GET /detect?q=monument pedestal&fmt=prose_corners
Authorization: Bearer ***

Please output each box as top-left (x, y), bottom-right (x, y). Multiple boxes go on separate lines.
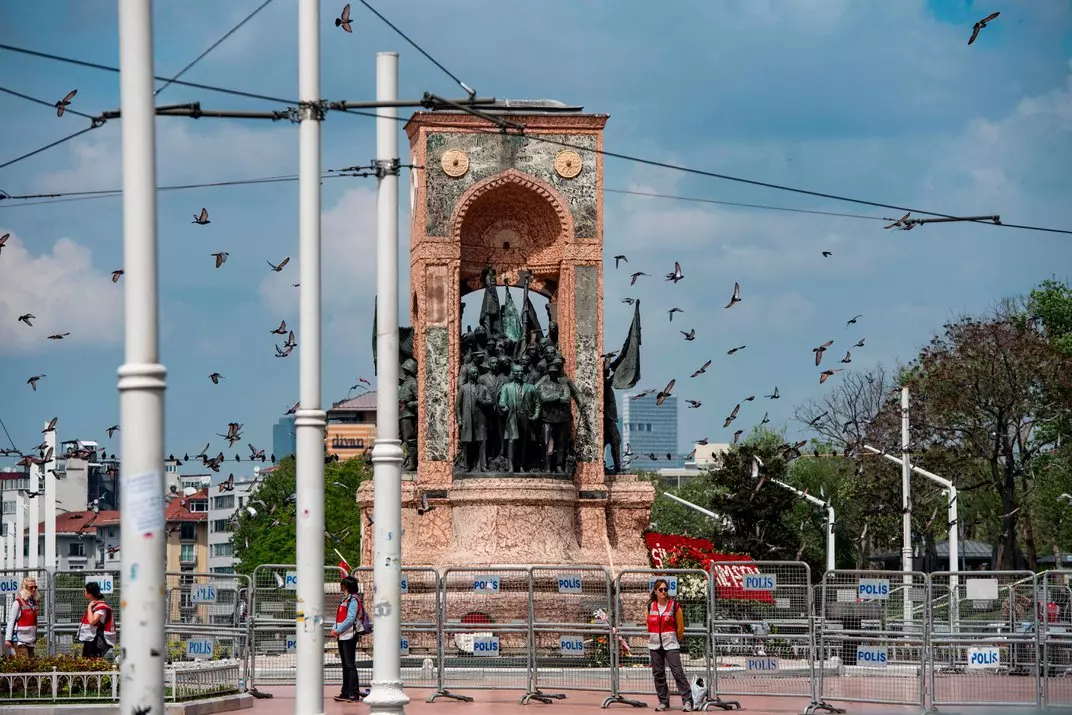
top-left (357, 473), bottom-right (653, 572)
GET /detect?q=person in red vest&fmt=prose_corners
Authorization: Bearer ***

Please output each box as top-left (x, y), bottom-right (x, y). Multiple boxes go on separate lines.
top-left (77, 582), bottom-right (116, 658)
top-left (329, 575), bottom-right (367, 702)
top-left (4, 577), bottom-right (39, 658)
top-left (647, 578), bottom-right (693, 712)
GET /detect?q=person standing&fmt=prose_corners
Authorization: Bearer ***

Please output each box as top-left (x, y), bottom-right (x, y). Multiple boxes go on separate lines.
top-left (647, 578), bottom-right (693, 712)
top-left (4, 577), bottom-right (39, 659)
top-left (77, 582), bottom-right (116, 658)
top-left (329, 576), bottom-right (366, 702)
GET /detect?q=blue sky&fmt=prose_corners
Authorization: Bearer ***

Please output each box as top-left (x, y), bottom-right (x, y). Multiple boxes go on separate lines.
top-left (1, 0), bottom-right (1070, 470)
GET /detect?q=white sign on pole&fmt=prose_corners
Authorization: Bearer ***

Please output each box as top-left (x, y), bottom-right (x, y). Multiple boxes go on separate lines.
top-left (857, 578), bottom-right (890, 600)
top-left (746, 657), bottom-right (779, 672)
top-left (86, 574), bottom-right (115, 595)
top-left (186, 637), bottom-right (214, 659)
top-left (191, 584), bottom-right (217, 603)
top-left (0, 578), bottom-right (19, 594)
top-left (855, 646), bottom-right (888, 668)
top-left (559, 635), bottom-right (585, 656)
top-left (472, 635), bottom-right (499, 656)
top-left (743, 574), bottom-right (777, 591)
top-left (966, 579), bottom-right (999, 601)
top-left (472, 575), bottom-right (500, 594)
top-left (968, 646), bottom-right (1000, 669)
top-left (557, 574), bottom-right (583, 594)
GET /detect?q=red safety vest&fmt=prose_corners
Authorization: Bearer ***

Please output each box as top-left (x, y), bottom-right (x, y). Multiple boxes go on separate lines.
top-left (77, 601), bottom-right (116, 646)
top-left (12, 597), bottom-right (38, 643)
top-left (647, 599), bottom-right (679, 634)
top-left (336, 595), bottom-right (357, 640)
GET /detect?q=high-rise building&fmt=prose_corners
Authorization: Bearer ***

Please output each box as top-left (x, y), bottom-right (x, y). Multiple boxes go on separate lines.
top-left (272, 416), bottom-right (296, 460)
top-left (621, 393), bottom-right (683, 471)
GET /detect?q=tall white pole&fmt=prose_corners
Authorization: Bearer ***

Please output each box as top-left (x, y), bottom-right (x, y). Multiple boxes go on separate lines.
top-left (14, 492), bottom-right (25, 570)
top-left (294, 1), bottom-right (326, 713)
top-left (900, 387), bottom-right (913, 624)
top-left (28, 462), bottom-right (40, 569)
top-left (44, 427), bottom-right (57, 572)
top-left (365, 51), bottom-right (409, 715)
top-left (825, 503), bottom-right (836, 572)
top-left (117, 1), bottom-right (167, 714)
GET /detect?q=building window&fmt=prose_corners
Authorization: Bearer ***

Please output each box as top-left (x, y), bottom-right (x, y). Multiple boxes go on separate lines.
top-left (69, 542), bottom-right (85, 557)
top-left (180, 544), bottom-right (196, 563)
top-left (212, 543), bottom-right (233, 558)
top-left (211, 519), bottom-right (229, 534)
top-left (189, 499), bottom-right (207, 512)
top-left (180, 522), bottom-right (197, 541)
top-left (213, 495), bottom-right (235, 510)
top-left (211, 566), bottom-right (236, 574)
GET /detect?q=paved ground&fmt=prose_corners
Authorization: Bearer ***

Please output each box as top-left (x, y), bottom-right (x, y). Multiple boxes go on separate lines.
top-left (249, 686), bottom-right (949, 713)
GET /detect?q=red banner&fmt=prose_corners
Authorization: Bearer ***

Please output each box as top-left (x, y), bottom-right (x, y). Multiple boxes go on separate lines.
top-left (645, 532), bottom-right (775, 604)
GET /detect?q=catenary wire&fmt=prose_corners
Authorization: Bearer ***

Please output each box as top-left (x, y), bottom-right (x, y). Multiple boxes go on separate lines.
top-left (155, 0), bottom-right (280, 97)
top-left (0, 125), bottom-right (102, 171)
top-left (3, 42), bottom-right (1071, 235)
top-left (0, 416), bottom-right (20, 453)
top-left (355, 0), bottom-right (474, 96)
top-left (603, 188), bottom-right (895, 222)
top-left (0, 85), bottom-right (98, 121)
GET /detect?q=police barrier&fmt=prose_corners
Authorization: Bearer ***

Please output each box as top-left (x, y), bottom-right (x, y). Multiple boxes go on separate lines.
top-left (351, 566), bottom-right (441, 692)
top-left (1042, 570), bottom-right (1072, 708)
top-left (604, 568), bottom-right (712, 710)
top-left (929, 570), bottom-right (1040, 711)
top-left (163, 572), bottom-right (250, 666)
top-left (710, 560), bottom-right (819, 712)
top-left (430, 567), bottom-right (532, 703)
top-left (52, 569), bottom-right (121, 655)
top-left (814, 569), bottom-right (927, 714)
top-left (248, 564), bottom-right (349, 687)
top-left (526, 565), bottom-right (614, 704)
top-left (0, 568), bottom-right (53, 656)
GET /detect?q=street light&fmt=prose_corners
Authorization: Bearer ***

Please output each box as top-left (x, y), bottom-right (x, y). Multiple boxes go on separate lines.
top-left (751, 456), bottom-right (836, 571)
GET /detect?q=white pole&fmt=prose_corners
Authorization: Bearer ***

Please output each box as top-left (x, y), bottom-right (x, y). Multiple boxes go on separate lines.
top-left (28, 460), bottom-right (40, 569)
top-left (664, 492), bottom-right (720, 520)
top-left (117, 1), bottom-right (167, 714)
top-left (294, 1), bottom-right (326, 713)
top-left (826, 503), bottom-right (836, 572)
top-left (44, 427), bottom-right (57, 572)
top-left (900, 387), bottom-right (913, 624)
top-left (365, 51), bottom-right (409, 715)
top-left (14, 492), bottom-right (24, 570)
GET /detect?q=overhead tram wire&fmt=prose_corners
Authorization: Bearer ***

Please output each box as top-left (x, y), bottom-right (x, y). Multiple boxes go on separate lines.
top-left (155, 0), bottom-right (279, 97)
top-left (3, 43), bottom-right (1070, 235)
top-left (0, 125), bottom-right (102, 171)
top-left (0, 86), bottom-right (99, 121)
top-left (603, 188), bottom-right (896, 223)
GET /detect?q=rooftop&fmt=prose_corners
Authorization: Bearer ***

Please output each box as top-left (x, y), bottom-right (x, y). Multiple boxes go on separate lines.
top-left (39, 510), bottom-right (122, 534)
top-left (331, 391), bottom-right (377, 411)
top-left (430, 98), bottom-right (585, 115)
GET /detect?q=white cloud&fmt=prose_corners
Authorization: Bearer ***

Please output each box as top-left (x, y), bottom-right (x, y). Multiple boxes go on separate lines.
top-left (0, 230), bottom-right (122, 356)
top-left (33, 120), bottom-right (297, 195)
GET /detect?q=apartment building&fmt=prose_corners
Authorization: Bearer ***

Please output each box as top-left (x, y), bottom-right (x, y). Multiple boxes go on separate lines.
top-left (325, 392), bottom-right (376, 460)
top-left (208, 470), bottom-right (265, 574)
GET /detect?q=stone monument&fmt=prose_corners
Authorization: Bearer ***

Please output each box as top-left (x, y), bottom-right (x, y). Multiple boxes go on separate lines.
top-left (357, 100), bottom-right (654, 570)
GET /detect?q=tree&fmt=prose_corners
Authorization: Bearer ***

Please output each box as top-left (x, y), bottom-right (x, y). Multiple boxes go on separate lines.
top-left (231, 455), bottom-right (370, 575)
top-left (1029, 278), bottom-right (1072, 356)
top-left (872, 307), bottom-right (1072, 569)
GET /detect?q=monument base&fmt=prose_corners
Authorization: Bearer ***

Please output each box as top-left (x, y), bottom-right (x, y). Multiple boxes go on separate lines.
top-left (356, 473), bottom-right (654, 573)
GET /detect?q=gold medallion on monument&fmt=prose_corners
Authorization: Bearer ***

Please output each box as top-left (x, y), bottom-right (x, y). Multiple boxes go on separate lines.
top-left (440, 149), bottom-right (469, 177)
top-left (554, 150), bottom-right (583, 179)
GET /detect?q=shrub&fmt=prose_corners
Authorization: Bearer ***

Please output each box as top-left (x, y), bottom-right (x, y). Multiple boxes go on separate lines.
top-left (0, 655), bottom-right (112, 674)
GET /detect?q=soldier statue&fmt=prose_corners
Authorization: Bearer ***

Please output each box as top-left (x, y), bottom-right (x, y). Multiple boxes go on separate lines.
top-left (399, 358), bottom-right (419, 471)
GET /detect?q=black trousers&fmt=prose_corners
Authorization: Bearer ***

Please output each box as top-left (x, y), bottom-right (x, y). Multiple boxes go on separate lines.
top-left (338, 637), bottom-right (360, 698)
top-left (82, 640), bottom-right (104, 658)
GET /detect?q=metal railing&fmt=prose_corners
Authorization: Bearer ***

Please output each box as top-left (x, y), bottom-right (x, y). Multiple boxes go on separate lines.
top-left (10, 564), bottom-right (1072, 710)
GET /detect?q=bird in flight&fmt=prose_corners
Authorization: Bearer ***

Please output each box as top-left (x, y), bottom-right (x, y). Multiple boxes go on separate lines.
top-left (813, 340), bottom-right (834, 366)
top-left (27, 374), bottom-right (46, 391)
top-left (112, 269), bottom-right (124, 283)
top-left (209, 372), bottom-right (224, 384)
top-left (212, 252), bottom-right (229, 268)
top-left (846, 314), bottom-right (862, 327)
top-left (106, 425), bottom-right (120, 438)
top-left (43, 417), bottom-right (58, 432)
top-left (724, 281), bottom-right (741, 309)
top-left (690, 360), bottom-right (712, 378)
top-left (668, 307), bottom-right (683, 322)
top-left (681, 329), bottom-right (696, 341)
top-left (765, 386), bottom-right (780, 399)
top-left (968, 11), bottom-right (999, 45)
top-left (268, 257), bottom-right (291, 272)
top-left (0, 233), bottom-right (8, 254)
top-left (760, 411), bottom-right (770, 425)
top-left (655, 379), bottom-right (676, 406)
top-left (335, 3), bottom-right (353, 32)
top-left (727, 345), bottom-right (746, 355)
top-left (629, 271), bottom-right (648, 286)
top-left (685, 399), bottom-right (702, 409)
top-left (732, 429), bottom-right (744, 445)
top-left (55, 89), bottom-right (77, 117)
top-left (840, 351), bottom-right (852, 364)
top-left (621, 297), bottom-right (636, 305)
top-left (665, 261), bottom-right (684, 283)
top-left (271, 320), bottom-right (287, 335)
top-left (854, 338), bottom-right (866, 348)
top-left (883, 212), bottom-right (911, 230)
top-left (47, 333), bottom-right (69, 340)
top-left (614, 255), bottom-right (628, 269)
top-left (192, 208), bottom-right (210, 225)
top-left (819, 369), bottom-right (844, 385)
top-left (743, 395), bottom-right (756, 402)
top-left (821, 251), bottom-right (832, 258)
top-left (723, 403), bottom-right (741, 429)
top-left (18, 314), bottom-right (34, 326)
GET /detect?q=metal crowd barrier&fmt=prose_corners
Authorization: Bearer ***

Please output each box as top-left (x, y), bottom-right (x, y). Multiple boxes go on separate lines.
top-left (0, 568), bottom-right (54, 655)
top-left (815, 569), bottom-right (927, 714)
top-left (710, 560), bottom-right (819, 712)
top-left (52, 569), bottom-right (121, 656)
top-left (604, 568), bottom-right (712, 709)
top-left (163, 571), bottom-right (250, 669)
top-left (1043, 570), bottom-right (1072, 708)
top-left (430, 566), bottom-right (532, 703)
top-left (929, 569), bottom-right (1041, 711)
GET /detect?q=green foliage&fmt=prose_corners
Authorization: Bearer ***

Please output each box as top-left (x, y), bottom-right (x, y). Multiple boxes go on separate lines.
top-left (0, 654), bottom-right (112, 674)
top-left (231, 455), bottom-right (370, 574)
top-left (1029, 278), bottom-right (1072, 355)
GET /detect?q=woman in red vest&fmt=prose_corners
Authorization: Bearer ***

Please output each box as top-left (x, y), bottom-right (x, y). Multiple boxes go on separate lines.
top-left (4, 577), bottom-right (39, 658)
top-left (77, 582), bottom-right (116, 658)
top-left (647, 578), bottom-right (693, 711)
top-left (329, 576), bottom-right (366, 702)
